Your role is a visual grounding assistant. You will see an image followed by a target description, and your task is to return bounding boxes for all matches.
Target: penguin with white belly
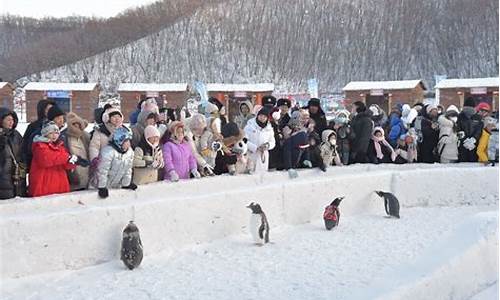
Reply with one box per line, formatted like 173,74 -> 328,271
246,202 -> 270,245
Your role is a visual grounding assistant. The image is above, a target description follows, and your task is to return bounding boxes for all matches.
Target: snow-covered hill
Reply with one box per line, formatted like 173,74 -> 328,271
26,0 -> 498,93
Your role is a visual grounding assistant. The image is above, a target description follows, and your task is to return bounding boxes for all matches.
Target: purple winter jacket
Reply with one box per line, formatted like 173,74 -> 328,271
162,139 -> 197,180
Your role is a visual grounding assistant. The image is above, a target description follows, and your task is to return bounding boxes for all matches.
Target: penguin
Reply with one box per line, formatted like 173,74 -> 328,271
375,191 -> 400,219
323,196 -> 344,230
120,221 -> 143,270
246,202 -> 270,245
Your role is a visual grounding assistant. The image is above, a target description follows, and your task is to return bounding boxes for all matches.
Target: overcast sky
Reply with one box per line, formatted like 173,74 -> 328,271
0,0 -> 159,18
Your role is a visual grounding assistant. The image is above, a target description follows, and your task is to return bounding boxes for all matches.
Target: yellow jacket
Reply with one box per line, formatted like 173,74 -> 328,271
477,129 -> 491,162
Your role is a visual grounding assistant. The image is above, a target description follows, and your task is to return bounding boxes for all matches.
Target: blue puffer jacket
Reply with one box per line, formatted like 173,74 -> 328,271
388,115 -> 406,147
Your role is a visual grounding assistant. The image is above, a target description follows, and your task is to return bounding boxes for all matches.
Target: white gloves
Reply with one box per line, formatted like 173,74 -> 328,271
169,170 -> 179,182
191,169 -> 201,179
463,137 -> 477,150
303,160 -> 313,168
68,154 -> 78,164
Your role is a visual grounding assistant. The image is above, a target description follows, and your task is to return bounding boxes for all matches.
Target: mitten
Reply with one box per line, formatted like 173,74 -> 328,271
68,154 -> 78,164
122,183 -> 138,190
169,170 -> 179,182
98,188 -> 109,199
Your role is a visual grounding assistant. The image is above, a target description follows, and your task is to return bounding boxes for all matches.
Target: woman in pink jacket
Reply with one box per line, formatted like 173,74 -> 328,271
162,121 -> 200,182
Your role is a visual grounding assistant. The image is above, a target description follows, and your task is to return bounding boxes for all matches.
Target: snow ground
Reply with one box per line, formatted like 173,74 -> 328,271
3,205 -> 497,300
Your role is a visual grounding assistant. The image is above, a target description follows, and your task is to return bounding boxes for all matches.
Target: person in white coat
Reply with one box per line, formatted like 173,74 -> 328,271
244,107 -> 276,173
437,105 -> 459,163
94,127 -> 136,198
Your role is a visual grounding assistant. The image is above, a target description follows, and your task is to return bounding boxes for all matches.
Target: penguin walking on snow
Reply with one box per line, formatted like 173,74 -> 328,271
323,196 -> 344,230
375,191 -> 400,219
120,221 -> 143,270
246,202 -> 270,245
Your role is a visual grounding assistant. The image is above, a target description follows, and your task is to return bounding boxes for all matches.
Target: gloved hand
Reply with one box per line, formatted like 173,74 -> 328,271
191,169 -> 201,179
68,154 -> 78,164
288,169 -> 298,179
204,165 -> 215,176
122,183 -> 138,190
98,188 -> 109,199
169,170 -> 179,182
76,157 -> 90,167
303,160 -> 313,168
258,142 -> 270,152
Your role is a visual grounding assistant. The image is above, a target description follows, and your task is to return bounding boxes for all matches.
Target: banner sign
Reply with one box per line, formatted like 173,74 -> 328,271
46,90 -> 70,98
308,78 -> 319,98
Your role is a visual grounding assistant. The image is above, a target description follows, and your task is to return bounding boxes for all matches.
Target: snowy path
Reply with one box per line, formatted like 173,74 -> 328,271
3,205 -> 497,300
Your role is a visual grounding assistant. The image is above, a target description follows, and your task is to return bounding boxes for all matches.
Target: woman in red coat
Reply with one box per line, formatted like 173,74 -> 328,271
29,121 -> 88,197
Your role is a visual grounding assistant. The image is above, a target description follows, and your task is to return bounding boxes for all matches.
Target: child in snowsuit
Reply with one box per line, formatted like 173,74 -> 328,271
95,127 -> 136,198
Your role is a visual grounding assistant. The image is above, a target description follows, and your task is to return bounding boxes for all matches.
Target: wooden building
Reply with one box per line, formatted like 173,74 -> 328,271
206,83 -> 274,120
117,83 -> 189,120
24,82 -> 100,122
0,82 -> 15,110
435,77 -> 499,110
342,80 -> 427,112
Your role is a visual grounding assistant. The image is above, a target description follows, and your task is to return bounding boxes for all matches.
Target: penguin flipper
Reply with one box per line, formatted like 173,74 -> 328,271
258,223 -> 265,240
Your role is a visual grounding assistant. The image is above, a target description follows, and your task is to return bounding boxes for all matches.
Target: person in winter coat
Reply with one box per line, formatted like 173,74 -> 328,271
214,122 -> 246,175
133,125 -> 164,185
0,108 -> 26,199
234,100 -> 254,129
437,106 -> 459,163
306,98 -> 327,135
420,105 -> 440,163
129,98 -> 146,125
162,121 -> 200,182
282,110 -> 312,178
131,110 -> 157,148
395,129 -> 418,163
307,132 -> 326,172
94,127 -> 136,198
244,107 -> 276,173
185,114 -> 216,176
205,101 -> 225,141
487,120 -> 499,165
21,99 -> 55,169
29,122 -> 88,197
477,117 -> 497,163
457,98 -> 484,162
320,129 -> 342,168
350,101 -> 374,163
89,105 -> 125,161
387,110 -> 407,147
368,127 -> 397,164
333,110 -> 351,165
369,104 -> 388,128
65,112 -> 91,191
277,98 -> 291,130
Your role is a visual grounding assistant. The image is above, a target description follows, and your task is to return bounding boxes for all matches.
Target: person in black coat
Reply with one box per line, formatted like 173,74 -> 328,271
420,105 -> 440,163
0,108 -> 26,199
457,98 -> 484,162
21,99 -> 55,169
350,101 -> 374,163
306,98 -> 327,135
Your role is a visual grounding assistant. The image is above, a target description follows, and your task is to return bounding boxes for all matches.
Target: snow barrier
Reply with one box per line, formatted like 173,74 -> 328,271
0,164 -> 497,279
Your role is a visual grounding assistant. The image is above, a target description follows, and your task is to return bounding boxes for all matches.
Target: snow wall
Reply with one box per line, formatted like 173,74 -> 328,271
1,164 -> 498,280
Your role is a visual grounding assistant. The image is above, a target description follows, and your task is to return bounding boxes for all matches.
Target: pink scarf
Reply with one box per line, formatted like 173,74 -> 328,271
372,135 -> 397,161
